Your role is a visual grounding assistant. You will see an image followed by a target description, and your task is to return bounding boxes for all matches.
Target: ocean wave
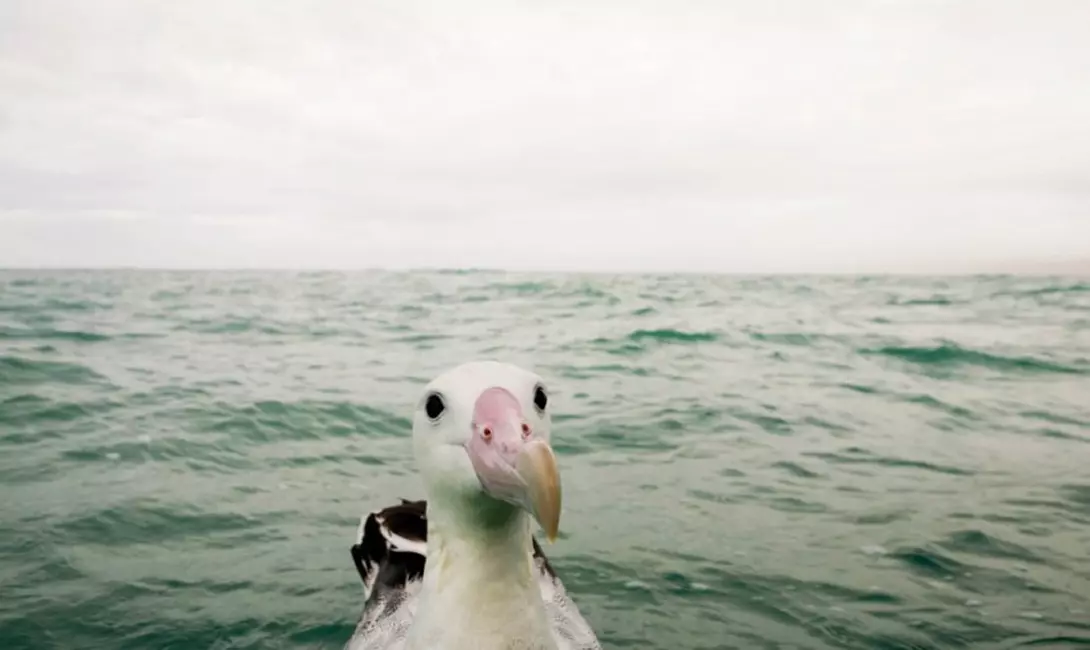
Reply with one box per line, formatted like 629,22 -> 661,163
861,342 -> 1086,375
3,270 -> 1090,650
887,296 -> 958,306
484,280 -> 556,294
803,449 -> 974,476
0,394 -> 121,428
748,331 -> 820,346
937,529 -> 1049,565
0,355 -> 107,386
627,329 -> 719,344
0,326 -> 112,343
995,282 -> 1090,298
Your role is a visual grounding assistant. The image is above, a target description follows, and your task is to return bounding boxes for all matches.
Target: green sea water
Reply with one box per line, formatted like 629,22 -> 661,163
1,270 -> 1088,650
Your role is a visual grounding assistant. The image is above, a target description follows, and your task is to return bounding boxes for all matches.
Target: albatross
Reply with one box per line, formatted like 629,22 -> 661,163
343,360 -> 602,650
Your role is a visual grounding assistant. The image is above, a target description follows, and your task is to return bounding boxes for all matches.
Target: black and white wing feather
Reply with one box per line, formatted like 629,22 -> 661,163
342,499 -> 601,650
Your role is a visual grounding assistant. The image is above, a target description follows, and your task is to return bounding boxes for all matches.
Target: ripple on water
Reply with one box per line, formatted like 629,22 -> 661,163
770,460 -> 823,479
60,503 -> 272,546
201,400 -> 411,443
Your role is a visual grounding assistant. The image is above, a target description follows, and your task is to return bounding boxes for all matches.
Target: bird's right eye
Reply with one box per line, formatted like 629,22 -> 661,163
425,393 -> 445,420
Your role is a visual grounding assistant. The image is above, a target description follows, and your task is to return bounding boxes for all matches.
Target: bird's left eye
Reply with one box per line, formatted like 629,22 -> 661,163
533,385 -> 548,412
425,393 -> 445,420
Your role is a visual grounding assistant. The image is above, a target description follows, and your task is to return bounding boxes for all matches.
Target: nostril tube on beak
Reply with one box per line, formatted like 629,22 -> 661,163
472,386 -> 528,451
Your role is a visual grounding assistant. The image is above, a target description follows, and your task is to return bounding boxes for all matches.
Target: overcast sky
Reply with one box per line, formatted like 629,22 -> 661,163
1,0 -> 1088,272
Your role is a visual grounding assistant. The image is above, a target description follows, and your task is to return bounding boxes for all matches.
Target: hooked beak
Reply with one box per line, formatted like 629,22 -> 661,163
465,387 -> 562,541
512,439 -> 561,541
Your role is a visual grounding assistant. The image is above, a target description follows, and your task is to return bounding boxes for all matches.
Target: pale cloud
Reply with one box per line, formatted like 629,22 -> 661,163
1,0 -> 1088,271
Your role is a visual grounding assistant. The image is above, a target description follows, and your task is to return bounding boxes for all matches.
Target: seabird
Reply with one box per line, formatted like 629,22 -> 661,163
343,360 -> 603,650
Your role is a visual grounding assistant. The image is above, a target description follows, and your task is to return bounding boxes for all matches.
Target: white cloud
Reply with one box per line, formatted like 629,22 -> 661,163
1,0 -> 1088,271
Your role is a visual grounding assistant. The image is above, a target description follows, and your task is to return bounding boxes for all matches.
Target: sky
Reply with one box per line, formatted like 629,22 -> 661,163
1,0 -> 1088,273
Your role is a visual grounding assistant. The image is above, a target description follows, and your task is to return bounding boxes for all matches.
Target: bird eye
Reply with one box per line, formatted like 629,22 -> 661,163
533,385 -> 548,412
425,393 -> 445,420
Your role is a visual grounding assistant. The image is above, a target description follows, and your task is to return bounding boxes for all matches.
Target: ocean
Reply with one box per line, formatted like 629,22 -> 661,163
1,270 -> 1088,649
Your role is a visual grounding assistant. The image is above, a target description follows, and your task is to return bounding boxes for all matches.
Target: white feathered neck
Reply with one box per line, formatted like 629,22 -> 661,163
404,493 -> 559,650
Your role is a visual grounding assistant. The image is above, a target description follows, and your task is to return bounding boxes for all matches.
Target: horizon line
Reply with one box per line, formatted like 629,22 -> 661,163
1,261 -> 1089,277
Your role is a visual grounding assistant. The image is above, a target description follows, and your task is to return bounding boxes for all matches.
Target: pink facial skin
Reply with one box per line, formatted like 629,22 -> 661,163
465,387 -> 536,506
